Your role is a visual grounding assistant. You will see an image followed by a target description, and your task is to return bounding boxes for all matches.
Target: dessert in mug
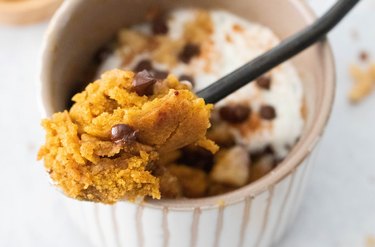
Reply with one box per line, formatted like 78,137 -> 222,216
38,8 -> 305,203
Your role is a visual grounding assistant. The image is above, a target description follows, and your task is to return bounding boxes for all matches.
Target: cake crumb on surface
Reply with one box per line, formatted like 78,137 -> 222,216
348,64 -> 375,103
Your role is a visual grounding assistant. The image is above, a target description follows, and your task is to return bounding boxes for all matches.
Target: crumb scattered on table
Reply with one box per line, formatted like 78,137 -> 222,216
348,64 -> 375,103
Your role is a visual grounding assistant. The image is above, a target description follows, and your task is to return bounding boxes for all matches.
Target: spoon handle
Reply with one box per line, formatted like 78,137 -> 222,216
197,0 -> 361,104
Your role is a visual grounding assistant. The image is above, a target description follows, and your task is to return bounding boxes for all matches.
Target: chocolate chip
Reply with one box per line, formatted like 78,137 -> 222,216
110,124 -> 138,145
179,74 -> 195,87
256,76 -> 271,90
132,70 -> 157,96
264,145 -> 275,155
151,69 -> 168,80
179,43 -> 201,63
134,60 -> 153,72
259,105 -> 276,120
177,147 -> 214,173
174,91 -> 179,96
152,16 -> 168,35
219,104 -> 251,124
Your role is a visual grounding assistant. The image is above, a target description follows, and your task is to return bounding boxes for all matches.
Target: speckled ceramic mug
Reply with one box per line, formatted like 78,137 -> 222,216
39,0 -> 335,246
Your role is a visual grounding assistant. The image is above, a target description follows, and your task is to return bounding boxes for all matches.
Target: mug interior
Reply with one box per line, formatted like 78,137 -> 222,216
40,0 -> 335,208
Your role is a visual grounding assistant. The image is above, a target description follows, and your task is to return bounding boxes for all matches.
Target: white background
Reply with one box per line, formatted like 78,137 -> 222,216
0,0 -> 374,246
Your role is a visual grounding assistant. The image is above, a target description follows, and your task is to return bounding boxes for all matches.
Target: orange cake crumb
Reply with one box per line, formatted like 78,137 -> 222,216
348,64 -> 375,103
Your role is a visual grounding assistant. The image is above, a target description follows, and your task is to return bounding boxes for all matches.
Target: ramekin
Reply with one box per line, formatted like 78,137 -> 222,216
39,0 -> 335,246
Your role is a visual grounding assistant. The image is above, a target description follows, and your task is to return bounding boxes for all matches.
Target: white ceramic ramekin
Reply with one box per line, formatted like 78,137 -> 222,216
39,0 -> 335,246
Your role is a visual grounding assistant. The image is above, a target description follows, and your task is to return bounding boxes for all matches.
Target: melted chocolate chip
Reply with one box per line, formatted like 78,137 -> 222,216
179,74 -> 195,87
152,69 -> 168,80
179,43 -> 201,63
177,147 -> 214,173
152,16 -> 169,35
110,124 -> 138,145
256,76 -> 271,90
132,70 -> 157,96
264,145 -> 275,155
134,60 -> 153,72
219,104 -> 251,124
259,105 -> 276,120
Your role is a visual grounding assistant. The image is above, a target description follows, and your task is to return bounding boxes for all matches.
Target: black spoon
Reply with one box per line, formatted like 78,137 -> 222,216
197,0 -> 361,103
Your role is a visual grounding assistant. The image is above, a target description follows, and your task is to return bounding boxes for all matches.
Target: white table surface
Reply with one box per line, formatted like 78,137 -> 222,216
1,1 -> 374,246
